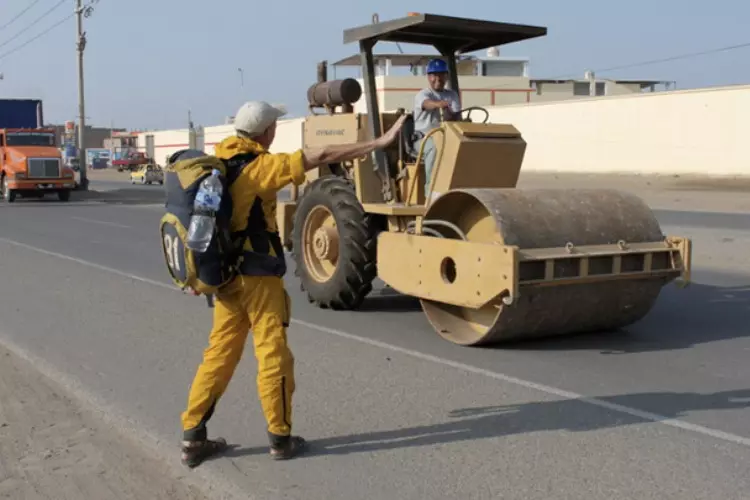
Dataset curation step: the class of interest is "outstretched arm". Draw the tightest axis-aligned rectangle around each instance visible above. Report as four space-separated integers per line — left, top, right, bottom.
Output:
243 115 408 194
301 114 407 169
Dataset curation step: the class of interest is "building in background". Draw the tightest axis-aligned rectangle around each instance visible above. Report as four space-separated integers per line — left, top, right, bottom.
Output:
103 131 151 171
330 48 674 111
529 76 674 102
129 48 678 165
50 121 125 169
48 123 125 150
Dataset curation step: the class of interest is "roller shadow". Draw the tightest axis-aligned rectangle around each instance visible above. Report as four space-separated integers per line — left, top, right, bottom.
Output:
300 388 750 457
500 282 750 354
337 278 750 354
653 209 750 231
356 286 423 313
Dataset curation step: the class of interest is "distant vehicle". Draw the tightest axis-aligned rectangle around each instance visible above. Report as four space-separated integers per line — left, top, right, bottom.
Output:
65 157 81 188
0 99 76 203
66 157 80 172
90 157 108 170
130 164 163 185
114 149 149 172
86 148 110 169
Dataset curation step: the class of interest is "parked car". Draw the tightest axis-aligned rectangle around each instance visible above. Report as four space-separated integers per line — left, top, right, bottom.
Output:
130 164 163 185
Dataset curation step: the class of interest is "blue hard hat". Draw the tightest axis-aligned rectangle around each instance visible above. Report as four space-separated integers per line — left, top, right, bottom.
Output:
426 58 448 74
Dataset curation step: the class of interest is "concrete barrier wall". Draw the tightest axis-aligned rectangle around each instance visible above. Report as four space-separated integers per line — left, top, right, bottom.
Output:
201 119 304 154
141 84 750 176
203 125 234 154
486 84 750 176
137 129 191 166
202 119 304 154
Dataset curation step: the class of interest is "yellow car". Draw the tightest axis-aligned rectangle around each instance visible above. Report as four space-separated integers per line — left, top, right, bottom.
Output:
130 164 164 185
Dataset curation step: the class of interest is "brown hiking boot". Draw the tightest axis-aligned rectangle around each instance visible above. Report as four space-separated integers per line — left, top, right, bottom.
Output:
269 436 307 460
181 437 228 468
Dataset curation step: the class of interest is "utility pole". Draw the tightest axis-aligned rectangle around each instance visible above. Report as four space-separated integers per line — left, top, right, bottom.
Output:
188 109 195 149
75 0 87 189
75 0 97 190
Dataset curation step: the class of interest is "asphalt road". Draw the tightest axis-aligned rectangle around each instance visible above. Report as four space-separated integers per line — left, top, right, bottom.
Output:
1 174 749 500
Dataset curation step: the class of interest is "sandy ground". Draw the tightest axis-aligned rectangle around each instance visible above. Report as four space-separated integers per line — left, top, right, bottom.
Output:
0 344 206 500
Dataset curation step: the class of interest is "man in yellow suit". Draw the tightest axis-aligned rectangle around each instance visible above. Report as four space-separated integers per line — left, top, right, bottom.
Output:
179 101 407 467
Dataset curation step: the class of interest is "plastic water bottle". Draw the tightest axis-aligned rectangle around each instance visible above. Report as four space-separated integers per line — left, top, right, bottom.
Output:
186 169 223 252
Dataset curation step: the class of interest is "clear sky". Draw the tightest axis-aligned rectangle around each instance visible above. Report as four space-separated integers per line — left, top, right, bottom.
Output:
0 0 747 130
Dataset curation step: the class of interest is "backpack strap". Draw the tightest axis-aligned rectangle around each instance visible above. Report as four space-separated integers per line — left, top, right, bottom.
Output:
223 152 259 184
218 151 261 271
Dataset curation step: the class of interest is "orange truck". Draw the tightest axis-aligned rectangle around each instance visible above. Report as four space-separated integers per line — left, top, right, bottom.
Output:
0 99 76 203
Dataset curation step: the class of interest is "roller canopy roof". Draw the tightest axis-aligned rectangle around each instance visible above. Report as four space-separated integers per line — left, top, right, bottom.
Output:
343 13 547 54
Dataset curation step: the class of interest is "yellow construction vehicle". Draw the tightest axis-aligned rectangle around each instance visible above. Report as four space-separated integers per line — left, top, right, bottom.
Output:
276 13 692 346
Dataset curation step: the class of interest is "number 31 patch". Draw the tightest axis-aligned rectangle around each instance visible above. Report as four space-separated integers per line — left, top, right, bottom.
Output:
161 223 188 283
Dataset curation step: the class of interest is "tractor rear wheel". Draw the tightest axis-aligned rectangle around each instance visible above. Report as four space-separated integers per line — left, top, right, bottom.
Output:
291 176 378 310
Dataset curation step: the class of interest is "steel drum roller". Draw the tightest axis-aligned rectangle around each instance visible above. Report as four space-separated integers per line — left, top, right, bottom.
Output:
420 188 670 345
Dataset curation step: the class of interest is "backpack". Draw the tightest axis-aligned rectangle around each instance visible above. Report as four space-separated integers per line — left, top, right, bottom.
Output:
159 149 258 304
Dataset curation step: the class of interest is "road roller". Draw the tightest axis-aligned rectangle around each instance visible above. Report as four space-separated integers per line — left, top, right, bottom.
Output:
276 12 693 346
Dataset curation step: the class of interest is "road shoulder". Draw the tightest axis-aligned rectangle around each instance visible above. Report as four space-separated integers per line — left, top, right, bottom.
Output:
0 343 205 500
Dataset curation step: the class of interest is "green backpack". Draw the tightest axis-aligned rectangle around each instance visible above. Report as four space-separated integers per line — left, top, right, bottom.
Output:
159 149 258 303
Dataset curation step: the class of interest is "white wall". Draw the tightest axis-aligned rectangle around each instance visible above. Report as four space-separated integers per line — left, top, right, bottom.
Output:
488 84 750 176
203 125 234 155
138 119 306 160
201 118 304 154
140 84 750 176
137 129 190 166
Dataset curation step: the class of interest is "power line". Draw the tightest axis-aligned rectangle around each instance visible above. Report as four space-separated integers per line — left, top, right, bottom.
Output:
550 41 750 80
0 0 68 51
0 0 44 31
0 13 74 61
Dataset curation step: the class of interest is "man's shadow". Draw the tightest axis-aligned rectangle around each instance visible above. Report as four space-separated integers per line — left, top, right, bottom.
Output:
220 389 750 460
308 389 750 456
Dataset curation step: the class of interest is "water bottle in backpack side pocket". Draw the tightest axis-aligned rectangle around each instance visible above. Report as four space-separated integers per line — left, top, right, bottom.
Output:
186 169 223 253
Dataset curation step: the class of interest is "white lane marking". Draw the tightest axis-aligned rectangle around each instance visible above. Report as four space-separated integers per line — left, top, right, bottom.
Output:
71 216 131 229
0 237 170 288
1 235 750 449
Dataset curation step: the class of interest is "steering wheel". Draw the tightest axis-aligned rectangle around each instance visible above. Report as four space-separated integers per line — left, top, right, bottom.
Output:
459 106 490 124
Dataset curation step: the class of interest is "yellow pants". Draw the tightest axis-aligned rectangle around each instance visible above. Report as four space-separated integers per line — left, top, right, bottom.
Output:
181 275 294 444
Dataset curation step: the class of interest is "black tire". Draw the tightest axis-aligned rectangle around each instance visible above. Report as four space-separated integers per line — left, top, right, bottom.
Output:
58 190 71 202
291 176 378 310
1 176 16 203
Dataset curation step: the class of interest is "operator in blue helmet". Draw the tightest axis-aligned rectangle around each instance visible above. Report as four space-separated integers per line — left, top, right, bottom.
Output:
412 58 461 196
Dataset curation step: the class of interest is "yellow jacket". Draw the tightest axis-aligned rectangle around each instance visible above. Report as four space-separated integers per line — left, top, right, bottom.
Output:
213 135 306 237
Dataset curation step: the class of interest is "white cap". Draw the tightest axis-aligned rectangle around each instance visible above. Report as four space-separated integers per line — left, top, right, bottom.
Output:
233 101 287 136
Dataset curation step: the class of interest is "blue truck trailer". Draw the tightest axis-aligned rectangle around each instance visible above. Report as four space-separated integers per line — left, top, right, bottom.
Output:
0 98 44 128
